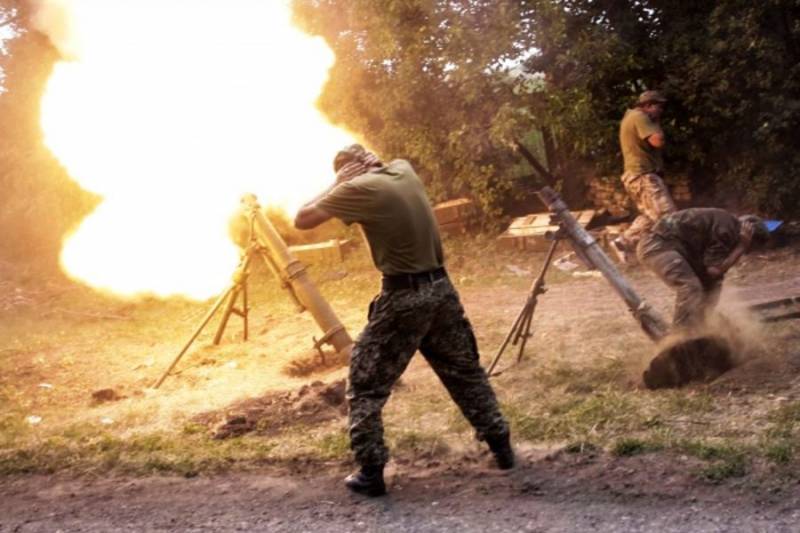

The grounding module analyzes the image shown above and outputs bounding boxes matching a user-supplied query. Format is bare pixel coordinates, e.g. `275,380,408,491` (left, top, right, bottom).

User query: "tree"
294,0,800,220
292,0,549,221
521,0,800,215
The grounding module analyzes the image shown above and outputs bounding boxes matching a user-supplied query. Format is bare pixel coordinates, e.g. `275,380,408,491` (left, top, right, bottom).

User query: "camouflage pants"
348,277,509,467
638,234,722,329
621,172,677,248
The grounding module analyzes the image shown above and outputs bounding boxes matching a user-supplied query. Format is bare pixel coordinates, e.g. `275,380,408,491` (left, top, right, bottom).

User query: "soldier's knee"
676,277,703,295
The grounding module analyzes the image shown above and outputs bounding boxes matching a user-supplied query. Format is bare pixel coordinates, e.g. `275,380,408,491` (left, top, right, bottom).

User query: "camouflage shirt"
647,208,741,274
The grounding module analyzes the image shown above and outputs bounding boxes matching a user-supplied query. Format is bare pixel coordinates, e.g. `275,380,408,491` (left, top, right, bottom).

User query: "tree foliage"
292,0,545,221
294,0,800,218
0,1,798,267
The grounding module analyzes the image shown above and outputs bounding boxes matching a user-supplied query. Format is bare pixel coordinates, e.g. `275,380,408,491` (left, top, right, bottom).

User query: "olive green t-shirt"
620,108,664,175
317,159,444,275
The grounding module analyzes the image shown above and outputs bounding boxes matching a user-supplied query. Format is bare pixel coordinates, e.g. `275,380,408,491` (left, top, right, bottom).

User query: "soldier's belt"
382,267,447,291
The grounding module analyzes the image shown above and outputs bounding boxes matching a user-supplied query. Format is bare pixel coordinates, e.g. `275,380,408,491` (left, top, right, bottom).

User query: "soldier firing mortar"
294,144,513,497
638,208,773,388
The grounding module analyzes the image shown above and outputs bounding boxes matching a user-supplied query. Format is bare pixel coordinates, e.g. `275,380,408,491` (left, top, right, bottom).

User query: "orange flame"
38,0,353,299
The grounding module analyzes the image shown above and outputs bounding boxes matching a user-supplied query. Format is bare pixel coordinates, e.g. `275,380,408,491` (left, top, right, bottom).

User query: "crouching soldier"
294,144,513,497
637,208,769,330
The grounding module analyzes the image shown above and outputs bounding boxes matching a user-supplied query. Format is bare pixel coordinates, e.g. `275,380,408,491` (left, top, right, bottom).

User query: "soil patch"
193,379,347,439
644,335,733,389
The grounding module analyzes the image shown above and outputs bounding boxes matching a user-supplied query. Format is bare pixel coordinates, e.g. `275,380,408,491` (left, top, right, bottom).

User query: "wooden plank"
499,209,596,250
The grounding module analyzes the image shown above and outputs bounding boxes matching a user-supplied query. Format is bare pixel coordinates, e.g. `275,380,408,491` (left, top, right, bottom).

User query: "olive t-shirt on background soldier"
317,159,444,275
620,108,664,176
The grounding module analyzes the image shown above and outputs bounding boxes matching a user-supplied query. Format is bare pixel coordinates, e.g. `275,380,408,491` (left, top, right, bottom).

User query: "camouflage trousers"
638,234,722,329
348,276,509,467
621,172,677,249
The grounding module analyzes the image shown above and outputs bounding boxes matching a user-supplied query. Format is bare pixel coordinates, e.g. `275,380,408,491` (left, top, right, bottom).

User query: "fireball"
37,0,353,299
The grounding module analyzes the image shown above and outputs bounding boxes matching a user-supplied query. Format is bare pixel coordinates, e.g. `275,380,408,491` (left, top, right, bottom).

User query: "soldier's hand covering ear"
335,151,382,184
740,221,755,249
336,160,367,184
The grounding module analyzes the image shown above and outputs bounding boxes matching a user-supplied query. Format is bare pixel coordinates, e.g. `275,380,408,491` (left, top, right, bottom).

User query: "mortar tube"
536,187,669,341
242,195,354,355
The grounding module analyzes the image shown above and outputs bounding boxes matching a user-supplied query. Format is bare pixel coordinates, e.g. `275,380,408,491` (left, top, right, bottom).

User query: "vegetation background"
2,0,800,265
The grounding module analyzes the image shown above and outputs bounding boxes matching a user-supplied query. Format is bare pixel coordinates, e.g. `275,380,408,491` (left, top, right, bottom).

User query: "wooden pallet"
498,210,597,251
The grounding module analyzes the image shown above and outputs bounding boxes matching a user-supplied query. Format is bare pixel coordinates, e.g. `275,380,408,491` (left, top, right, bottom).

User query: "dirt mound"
194,380,347,439
643,335,733,389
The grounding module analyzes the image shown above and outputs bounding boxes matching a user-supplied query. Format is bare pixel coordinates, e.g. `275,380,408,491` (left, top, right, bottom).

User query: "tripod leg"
511,297,533,345
214,251,254,345
153,284,236,389
487,300,530,376
213,287,241,345
516,300,536,363
490,238,559,375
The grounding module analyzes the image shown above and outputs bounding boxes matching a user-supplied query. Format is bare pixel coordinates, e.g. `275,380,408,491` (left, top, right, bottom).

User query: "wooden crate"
498,210,596,251
438,220,470,235
433,198,475,226
288,239,343,266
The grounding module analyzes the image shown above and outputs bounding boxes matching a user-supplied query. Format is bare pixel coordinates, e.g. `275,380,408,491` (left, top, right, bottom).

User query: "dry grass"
1,235,799,485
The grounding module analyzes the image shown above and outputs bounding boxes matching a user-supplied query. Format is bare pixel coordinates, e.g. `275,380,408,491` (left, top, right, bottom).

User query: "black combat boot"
344,464,386,497
486,433,515,470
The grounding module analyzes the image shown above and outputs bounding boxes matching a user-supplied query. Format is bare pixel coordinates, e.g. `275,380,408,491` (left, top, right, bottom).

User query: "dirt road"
3,448,800,533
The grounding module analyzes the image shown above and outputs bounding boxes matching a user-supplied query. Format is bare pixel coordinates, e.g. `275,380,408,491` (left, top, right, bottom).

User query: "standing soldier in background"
614,90,677,262
294,144,513,497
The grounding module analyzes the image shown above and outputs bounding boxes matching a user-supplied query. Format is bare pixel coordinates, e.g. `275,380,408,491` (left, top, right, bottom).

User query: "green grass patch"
563,441,599,455
764,442,794,465
390,430,450,458
0,427,284,476
535,359,628,393
699,455,747,483
313,431,350,460
662,392,715,415
611,437,662,457
507,390,646,443
677,439,749,483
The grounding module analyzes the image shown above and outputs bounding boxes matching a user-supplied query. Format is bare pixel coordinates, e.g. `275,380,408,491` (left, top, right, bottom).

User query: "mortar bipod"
153,246,257,389
487,229,564,376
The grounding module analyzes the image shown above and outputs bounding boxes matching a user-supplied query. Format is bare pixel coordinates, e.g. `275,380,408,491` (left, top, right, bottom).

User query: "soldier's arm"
296,180,371,230
635,112,665,148
706,223,754,279
294,203,334,230
647,132,665,148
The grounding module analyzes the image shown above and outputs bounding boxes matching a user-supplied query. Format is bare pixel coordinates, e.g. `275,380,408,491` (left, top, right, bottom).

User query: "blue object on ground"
765,220,783,233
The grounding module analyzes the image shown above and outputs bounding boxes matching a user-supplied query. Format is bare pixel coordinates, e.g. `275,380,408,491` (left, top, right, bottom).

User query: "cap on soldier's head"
636,90,668,106
333,144,367,172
